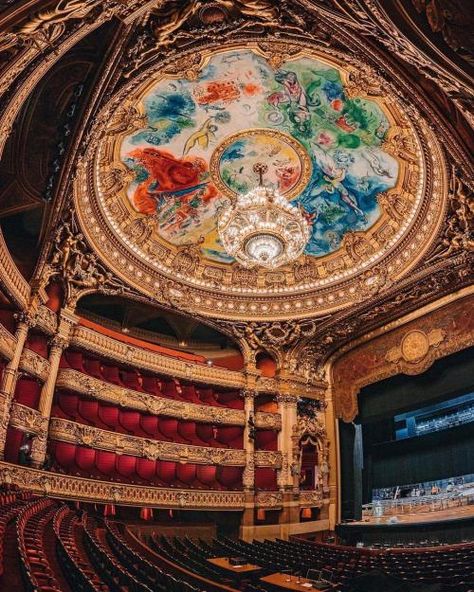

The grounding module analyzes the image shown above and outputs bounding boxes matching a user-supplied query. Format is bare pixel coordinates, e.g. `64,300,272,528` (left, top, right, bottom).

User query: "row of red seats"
0,489,33,576
52,390,244,448
53,505,109,592
51,441,245,490
61,349,243,409
17,498,63,591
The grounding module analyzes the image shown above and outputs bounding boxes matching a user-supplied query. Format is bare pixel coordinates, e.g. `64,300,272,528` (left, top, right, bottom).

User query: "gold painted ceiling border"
75,37,447,320
49,417,282,468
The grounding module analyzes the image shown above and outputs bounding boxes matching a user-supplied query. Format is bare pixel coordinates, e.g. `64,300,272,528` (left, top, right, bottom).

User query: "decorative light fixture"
218,163,310,269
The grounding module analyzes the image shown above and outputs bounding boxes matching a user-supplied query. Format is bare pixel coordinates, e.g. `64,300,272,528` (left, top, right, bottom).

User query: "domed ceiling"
75,40,447,320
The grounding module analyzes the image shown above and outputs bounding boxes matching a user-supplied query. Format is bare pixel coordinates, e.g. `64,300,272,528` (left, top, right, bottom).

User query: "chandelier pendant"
217,163,310,269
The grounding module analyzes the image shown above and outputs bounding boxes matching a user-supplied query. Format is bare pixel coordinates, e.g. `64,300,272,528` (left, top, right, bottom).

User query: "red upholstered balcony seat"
14,377,41,409
255,429,278,451
255,467,278,490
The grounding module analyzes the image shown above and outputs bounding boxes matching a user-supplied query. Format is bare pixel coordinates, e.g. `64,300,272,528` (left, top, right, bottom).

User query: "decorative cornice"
56,368,281,429
9,402,47,436
49,417,281,468
299,489,323,508
49,417,246,465
19,348,51,382
0,229,30,308
255,491,283,508
57,368,245,425
70,325,246,389
0,461,246,509
0,323,16,361
254,451,282,469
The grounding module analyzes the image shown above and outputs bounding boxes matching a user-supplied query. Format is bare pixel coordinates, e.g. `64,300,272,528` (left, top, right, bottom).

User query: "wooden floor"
352,504,474,525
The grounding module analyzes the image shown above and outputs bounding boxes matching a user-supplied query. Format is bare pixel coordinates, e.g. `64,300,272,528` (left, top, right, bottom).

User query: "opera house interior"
0,1,473,591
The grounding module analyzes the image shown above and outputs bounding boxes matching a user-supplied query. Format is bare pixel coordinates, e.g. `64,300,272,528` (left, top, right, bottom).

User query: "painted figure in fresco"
305,145,365,218
269,70,311,128
128,148,217,217
183,118,218,154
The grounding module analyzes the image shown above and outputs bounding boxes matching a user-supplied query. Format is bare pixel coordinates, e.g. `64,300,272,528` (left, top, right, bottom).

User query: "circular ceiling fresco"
75,41,447,319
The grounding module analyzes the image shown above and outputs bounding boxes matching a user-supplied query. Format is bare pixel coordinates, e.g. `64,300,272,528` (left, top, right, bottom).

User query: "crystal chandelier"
218,164,310,269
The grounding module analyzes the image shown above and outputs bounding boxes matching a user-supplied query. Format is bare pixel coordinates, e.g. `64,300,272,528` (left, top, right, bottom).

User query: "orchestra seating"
0,490,473,592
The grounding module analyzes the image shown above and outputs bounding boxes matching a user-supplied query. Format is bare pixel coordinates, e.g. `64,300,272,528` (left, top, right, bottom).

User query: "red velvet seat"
136,457,157,482
196,465,218,489
55,391,79,420
163,380,180,399
96,450,117,477
121,370,143,391
197,388,221,406
195,424,219,447
52,442,76,470
83,358,104,380
75,447,96,472
77,399,107,429
116,455,137,480
255,467,277,490
118,409,145,436
216,391,244,409
98,404,120,430
140,414,171,441
14,377,41,409
177,420,207,446
215,426,243,449
176,463,197,486
255,430,278,451
217,466,243,489
63,350,86,372
102,364,124,386
156,460,176,485
158,417,187,443
141,375,163,396
180,384,200,403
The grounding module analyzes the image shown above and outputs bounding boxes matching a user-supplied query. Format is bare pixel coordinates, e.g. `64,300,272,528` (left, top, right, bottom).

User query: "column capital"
276,394,297,407
14,311,37,329
49,334,70,351
241,388,257,400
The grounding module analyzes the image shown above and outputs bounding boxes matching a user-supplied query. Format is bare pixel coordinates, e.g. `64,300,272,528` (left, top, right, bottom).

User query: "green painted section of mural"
121,49,398,264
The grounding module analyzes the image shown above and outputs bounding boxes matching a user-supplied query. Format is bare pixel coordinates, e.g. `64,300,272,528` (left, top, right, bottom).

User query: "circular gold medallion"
401,330,430,363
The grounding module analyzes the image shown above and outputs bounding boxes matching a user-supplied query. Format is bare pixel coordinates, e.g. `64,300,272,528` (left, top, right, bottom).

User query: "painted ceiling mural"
120,49,399,264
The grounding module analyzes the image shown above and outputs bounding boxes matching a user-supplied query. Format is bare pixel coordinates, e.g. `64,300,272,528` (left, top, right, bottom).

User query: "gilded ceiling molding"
0,460,247,508
0,0,165,155
19,348,51,382
9,402,48,436
56,368,281,429
0,322,16,361
331,292,474,422
74,35,447,321
48,417,282,468
0,229,30,308
70,325,246,389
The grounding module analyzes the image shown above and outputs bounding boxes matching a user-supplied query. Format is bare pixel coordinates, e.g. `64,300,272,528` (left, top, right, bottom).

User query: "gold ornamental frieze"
19,349,51,382
70,325,245,389
299,489,324,508
9,403,48,436
56,368,281,429
48,418,282,468
73,38,447,320
0,461,246,509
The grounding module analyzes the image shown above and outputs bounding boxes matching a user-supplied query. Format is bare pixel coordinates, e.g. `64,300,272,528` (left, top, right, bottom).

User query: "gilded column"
277,392,299,537
30,309,78,468
276,393,298,491
324,387,338,530
240,388,256,541
0,312,37,458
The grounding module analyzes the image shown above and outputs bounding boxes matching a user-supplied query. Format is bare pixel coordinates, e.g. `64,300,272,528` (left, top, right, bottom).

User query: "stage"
336,507,474,546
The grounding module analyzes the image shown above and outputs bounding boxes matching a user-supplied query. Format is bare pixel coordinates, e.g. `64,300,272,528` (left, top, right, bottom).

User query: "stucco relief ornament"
385,328,446,371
